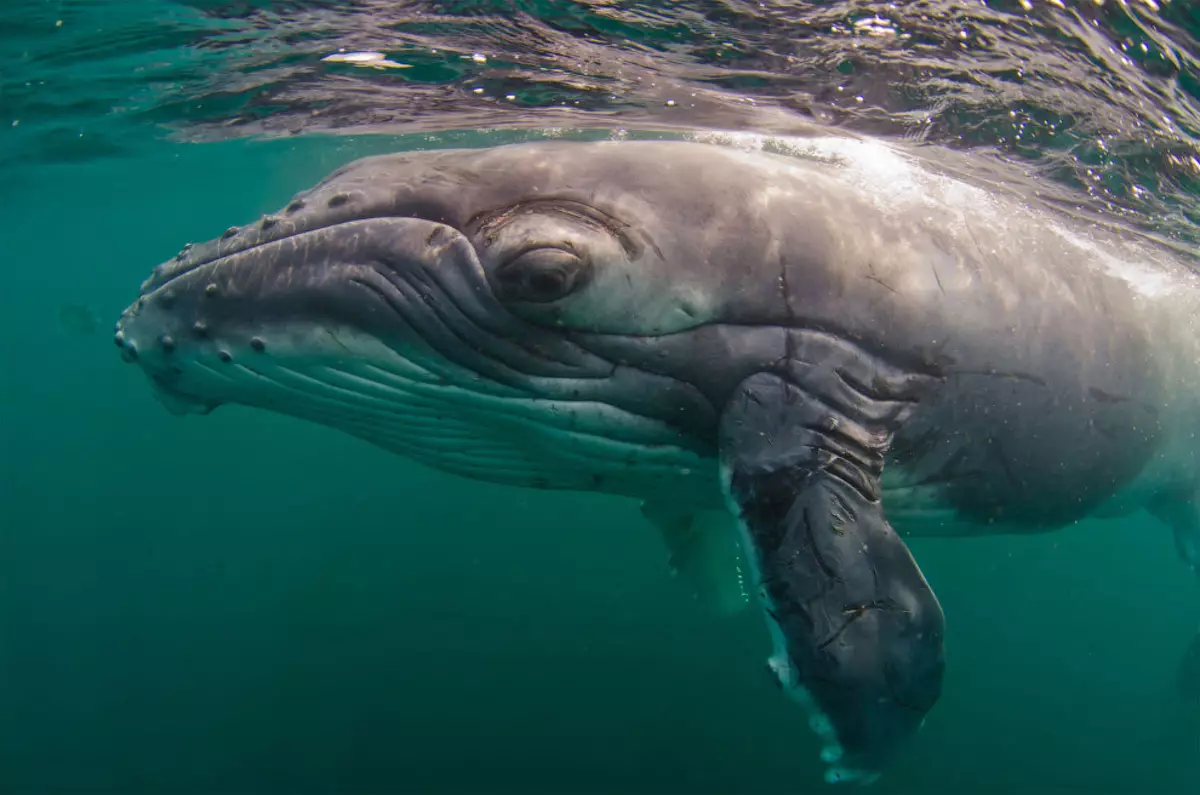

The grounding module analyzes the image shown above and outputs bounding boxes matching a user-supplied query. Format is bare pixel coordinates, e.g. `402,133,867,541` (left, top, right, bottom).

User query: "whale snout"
113,149,478,403
112,206,477,423
114,289,223,415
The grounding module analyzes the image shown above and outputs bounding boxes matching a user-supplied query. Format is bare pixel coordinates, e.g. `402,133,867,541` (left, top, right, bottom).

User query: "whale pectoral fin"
641,500,750,616
719,369,945,783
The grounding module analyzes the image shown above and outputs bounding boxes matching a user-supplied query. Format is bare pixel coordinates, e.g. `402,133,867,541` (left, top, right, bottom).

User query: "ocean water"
4,1,1200,793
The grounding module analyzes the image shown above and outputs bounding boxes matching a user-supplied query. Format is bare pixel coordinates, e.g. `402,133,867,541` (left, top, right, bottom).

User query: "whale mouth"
114,206,718,503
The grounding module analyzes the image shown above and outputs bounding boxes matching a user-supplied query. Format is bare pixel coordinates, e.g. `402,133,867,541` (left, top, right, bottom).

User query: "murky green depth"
1,134,1198,794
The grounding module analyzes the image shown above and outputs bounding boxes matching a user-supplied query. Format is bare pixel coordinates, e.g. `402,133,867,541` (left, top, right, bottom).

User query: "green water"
0,132,1197,793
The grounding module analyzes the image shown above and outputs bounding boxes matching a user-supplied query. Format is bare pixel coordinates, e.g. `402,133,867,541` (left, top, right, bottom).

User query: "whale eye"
494,247,590,304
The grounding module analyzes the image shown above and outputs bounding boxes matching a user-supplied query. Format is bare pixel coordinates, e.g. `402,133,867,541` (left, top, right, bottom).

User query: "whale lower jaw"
141,323,718,502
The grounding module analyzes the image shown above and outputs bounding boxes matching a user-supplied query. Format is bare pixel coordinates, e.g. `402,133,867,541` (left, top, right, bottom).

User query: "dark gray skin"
114,137,1200,783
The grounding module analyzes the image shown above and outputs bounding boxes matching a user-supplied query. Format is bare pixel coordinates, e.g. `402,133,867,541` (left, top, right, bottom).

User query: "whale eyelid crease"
468,199,642,259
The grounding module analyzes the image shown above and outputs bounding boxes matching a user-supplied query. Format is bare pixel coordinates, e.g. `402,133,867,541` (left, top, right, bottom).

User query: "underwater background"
4,1,1200,792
